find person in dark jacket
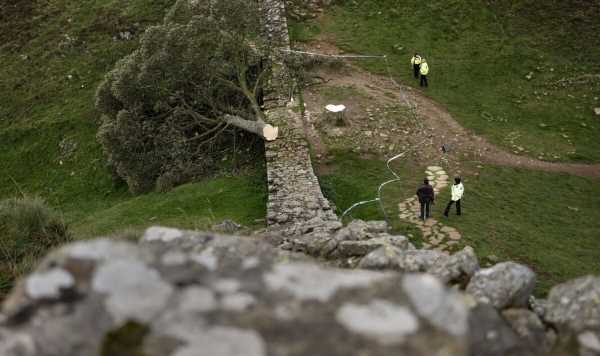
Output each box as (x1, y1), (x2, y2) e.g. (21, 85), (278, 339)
(416, 178), (435, 220)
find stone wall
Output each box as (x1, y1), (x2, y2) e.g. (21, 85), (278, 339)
(264, 107), (339, 230)
(260, 0), (340, 233)
(260, 0), (291, 52)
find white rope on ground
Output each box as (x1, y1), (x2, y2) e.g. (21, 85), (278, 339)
(341, 139), (429, 223)
(279, 48), (386, 59)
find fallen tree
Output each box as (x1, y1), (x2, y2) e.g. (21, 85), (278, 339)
(225, 115), (279, 141)
(95, 0), (277, 193)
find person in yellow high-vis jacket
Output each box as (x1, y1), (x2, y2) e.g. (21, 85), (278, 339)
(410, 53), (422, 79)
(419, 58), (429, 88)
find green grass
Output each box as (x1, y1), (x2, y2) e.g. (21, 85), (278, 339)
(72, 173), (267, 239)
(0, 0), (173, 222)
(0, 1), (267, 241)
(320, 153), (600, 295)
(0, 0), (268, 293)
(0, 0), (266, 232)
(319, 84), (369, 103)
(288, 19), (321, 43)
(318, 152), (426, 245)
(294, 0), (600, 162)
(435, 164), (600, 295)
(0, 0), (276, 295)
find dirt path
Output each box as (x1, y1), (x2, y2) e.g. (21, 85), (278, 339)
(299, 42), (600, 179)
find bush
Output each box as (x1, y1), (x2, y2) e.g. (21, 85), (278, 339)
(0, 196), (71, 297)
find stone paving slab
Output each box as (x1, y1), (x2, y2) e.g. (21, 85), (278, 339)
(397, 166), (462, 253)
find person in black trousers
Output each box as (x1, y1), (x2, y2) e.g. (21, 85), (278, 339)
(416, 178), (435, 220)
(444, 177), (464, 217)
(410, 53), (422, 79)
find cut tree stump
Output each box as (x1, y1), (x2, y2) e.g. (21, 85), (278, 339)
(325, 104), (346, 126)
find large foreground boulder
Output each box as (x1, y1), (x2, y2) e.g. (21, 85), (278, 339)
(0, 227), (475, 356)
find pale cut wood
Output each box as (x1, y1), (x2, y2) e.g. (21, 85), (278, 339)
(224, 114), (279, 141)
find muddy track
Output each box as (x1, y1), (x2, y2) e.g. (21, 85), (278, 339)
(299, 42), (600, 179)
(402, 81), (600, 178)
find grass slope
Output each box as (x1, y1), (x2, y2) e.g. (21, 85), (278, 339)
(0, 1), (266, 235)
(296, 0), (600, 162)
(321, 153), (600, 295)
(436, 164), (600, 294)
(73, 173), (267, 238)
(319, 152), (426, 246)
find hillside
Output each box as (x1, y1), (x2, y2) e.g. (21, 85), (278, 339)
(290, 0), (600, 162)
(0, 0), (266, 237)
(287, 0), (600, 294)
(0, 0), (266, 295)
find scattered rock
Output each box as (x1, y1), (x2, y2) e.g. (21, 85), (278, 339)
(359, 248), (449, 272)
(212, 219), (242, 233)
(428, 246), (479, 284)
(468, 304), (534, 356)
(357, 245), (403, 269)
(502, 308), (554, 353)
(544, 276), (600, 332)
(338, 234), (410, 257)
(466, 262), (536, 309)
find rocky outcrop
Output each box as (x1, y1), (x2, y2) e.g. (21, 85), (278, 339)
(0, 227), (591, 356)
(0, 228), (475, 356)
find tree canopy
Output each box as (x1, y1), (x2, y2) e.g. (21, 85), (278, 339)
(95, 0), (272, 194)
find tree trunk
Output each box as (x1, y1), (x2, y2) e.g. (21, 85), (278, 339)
(224, 114), (279, 141)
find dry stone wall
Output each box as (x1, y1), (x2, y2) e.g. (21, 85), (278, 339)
(260, 0), (340, 232)
(264, 108), (338, 229)
(260, 0), (291, 53)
